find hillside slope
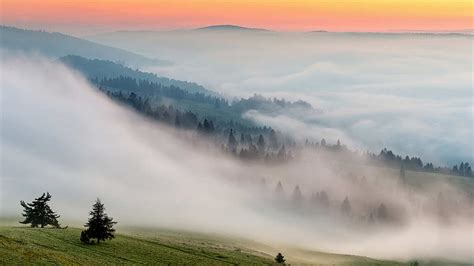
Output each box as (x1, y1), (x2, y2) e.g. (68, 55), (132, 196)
(0, 227), (272, 265)
(0, 26), (165, 67)
(0, 226), (407, 265)
(59, 55), (214, 96)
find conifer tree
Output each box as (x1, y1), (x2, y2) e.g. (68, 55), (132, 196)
(82, 198), (117, 244)
(275, 181), (284, 195)
(19, 192), (61, 228)
(292, 185), (303, 204)
(319, 190), (329, 207)
(275, 252), (286, 264)
(341, 196), (351, 215)
(269, 129), (278, 149)
(275, 181), (286, 201)
(257, 134), (265, 153)
(174, 115), (181, 127)
(320, 138), (327, 147)
(227, 129), (237, 151)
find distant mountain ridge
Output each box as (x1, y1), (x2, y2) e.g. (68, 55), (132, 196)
(0, 26), (167, 67)
(195, 25), (269, 32)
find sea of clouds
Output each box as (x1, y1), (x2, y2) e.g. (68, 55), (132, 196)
(87, 31), (473, 165)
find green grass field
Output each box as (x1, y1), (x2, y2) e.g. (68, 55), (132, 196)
(0, 226), (273, 265)
(0, 226), (408, 265)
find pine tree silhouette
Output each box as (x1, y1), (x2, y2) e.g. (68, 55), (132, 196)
(274, 252), (286, 264)
(227, 129), (237, 151)
(341, 196), (352, 215)
(19, 192), (60, 228)
(82, 198), (117, 244)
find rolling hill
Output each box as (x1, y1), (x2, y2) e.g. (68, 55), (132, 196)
(0, 226), (406, 265)
(0, 26), (166, 67)
(59, 55), (214, 96)
(195, 25), (270, 32)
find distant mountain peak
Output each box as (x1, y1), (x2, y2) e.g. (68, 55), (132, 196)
(195, 25), (269, 32)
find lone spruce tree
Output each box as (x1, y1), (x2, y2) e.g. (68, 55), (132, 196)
(20, 192), (60, 228)
(274, 252), (286, 264)
(82, 198), (117, 244)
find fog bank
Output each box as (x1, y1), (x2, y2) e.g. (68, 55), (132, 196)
(88, 31), (473, 165)
(1, 55), (473, 263)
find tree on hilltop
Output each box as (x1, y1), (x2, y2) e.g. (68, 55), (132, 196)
(81, 198), (117, 244)
(20, 192), (61, 228)
(274, 252), (286, 264)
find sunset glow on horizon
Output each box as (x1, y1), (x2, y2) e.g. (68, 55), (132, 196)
(1, 0), (472, 34)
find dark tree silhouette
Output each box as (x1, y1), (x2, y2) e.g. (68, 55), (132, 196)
(341, 196), (351, 216)
(257, 134), (265, 153)
(227, 129), (237, 151)
(274, 252), (286, 264)
(80, 230), (90, 244)
(277, 145), (287, 161)
(319, 190), (329, 208)
(292, 185), (303, 204)
(275, 181), (284, 195)
(269, 129), (278, 149)
(320, 138), (326, 147)
(82, 198), (117, 244)
(19, 192), (60, 228)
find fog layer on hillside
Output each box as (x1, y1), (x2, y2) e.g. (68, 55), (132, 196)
(1, 56), (473, 262)
(88, 31), (473, 165)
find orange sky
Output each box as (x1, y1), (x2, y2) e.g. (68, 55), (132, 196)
(1, 0), (472, 34)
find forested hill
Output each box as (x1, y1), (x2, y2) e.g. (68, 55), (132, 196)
(60, 55), (315, 128)
(0, 26), (164, 67)
(58, 55), (471, 178)
(60, 55), (213, 96)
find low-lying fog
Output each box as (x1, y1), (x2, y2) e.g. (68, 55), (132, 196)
(1, 56), (473, 263)
(88, 31), (473, 165)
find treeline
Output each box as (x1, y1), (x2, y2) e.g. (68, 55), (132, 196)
(260, 165), (472, 228)
(369, 148), (472, 177)
(63, 54), (471, 177)
(452, 162), (473, 177)
(265, 176), (399, 226)
(101, 89), (301, 164)
(102, 88), (472, 178)
(304, 140), (473, 178)
(94, 76), (229, 108)
(102, 89), (273, 136)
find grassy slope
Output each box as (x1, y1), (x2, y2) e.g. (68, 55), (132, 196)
(0, 227), (273, 265)
(0, 226), (404, 265)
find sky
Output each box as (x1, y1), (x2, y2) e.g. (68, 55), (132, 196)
(1, 0), (472, 35)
